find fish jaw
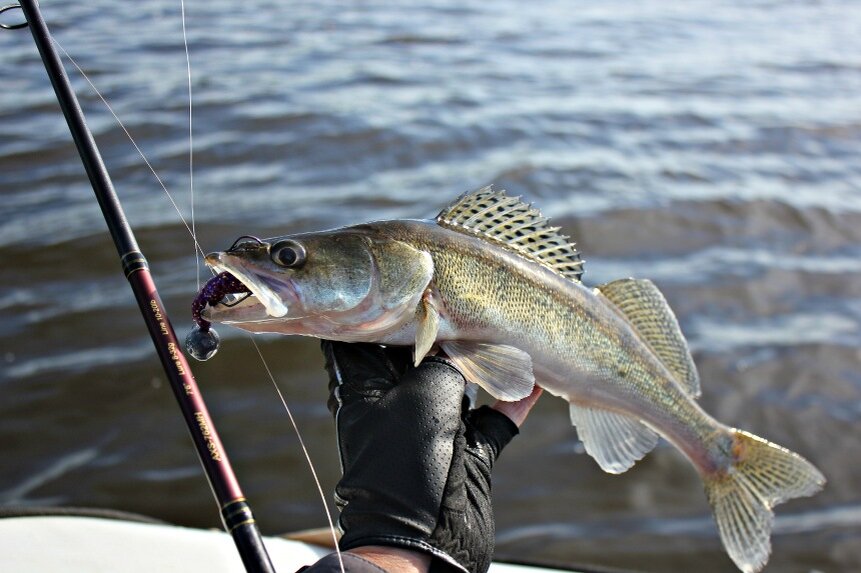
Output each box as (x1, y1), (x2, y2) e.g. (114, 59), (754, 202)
(205, 251), (291, 318)
(203, 251), (293, 324)
(198, 228), (435, 341)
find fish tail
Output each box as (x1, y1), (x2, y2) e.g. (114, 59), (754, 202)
(703, 429), (825, 573)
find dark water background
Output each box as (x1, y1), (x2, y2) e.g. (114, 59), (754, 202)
(1, 1), (860, 571)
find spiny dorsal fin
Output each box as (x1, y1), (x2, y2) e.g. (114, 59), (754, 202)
(597, 278), (701, 398)
(437, 186), (584, 282)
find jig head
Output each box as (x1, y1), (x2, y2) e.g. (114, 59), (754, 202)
(185, 270), (250, 361)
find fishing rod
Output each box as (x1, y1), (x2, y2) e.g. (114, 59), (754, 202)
(6, 1), (276, 571)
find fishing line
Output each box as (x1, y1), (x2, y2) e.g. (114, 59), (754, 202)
(54, 9), (346, 570)
(180, 0), (200, 291)
(51, 38), (208, 263)
(173, 7), (343, 566)
(251, 339), (345, 571)
(175, 4), (344, 568)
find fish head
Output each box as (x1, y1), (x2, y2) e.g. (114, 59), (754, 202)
(202, 227), (433, 340)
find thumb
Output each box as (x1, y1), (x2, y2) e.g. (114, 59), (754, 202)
(490, 385), (543, 427)
(464, 386), (543, 463)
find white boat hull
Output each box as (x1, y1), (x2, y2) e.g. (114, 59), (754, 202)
(0, 515), (574, 573)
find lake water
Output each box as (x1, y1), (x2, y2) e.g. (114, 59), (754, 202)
(1, 1), (859, 571)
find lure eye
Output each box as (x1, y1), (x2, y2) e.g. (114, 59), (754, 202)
(271, 240), (306, 268)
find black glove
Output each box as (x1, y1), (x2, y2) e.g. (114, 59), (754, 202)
(321, 341), (520, 573)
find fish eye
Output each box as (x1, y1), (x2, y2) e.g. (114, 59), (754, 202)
(270, 240), (306, 268)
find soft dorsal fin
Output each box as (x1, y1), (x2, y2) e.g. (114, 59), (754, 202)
(437, 186), (584, 282)
(597, 278), (701, 397)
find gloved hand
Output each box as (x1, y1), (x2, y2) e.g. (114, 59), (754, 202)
(321, 341), (532, 573)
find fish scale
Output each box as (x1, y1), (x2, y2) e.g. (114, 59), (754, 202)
(200, 188), (825, 573)
(408, 219), (691, 424)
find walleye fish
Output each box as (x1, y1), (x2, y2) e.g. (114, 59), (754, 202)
(200, 187), (824, 573)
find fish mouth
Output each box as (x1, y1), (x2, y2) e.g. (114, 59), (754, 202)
(204, 254), (290, 321)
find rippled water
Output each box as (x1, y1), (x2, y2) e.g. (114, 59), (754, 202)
(1, 1), (860, 571)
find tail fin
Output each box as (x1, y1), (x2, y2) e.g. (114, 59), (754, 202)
(704, 429), (825, 573)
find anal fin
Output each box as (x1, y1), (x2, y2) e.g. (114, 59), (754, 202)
(439, 341), (535, 401)
(569, 403), (659, 474)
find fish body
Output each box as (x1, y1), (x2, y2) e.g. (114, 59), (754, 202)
(318, 218), (716, 467)
(202, 188), (824, 573)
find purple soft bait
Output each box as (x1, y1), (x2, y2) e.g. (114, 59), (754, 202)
(185, 271), (250, 361)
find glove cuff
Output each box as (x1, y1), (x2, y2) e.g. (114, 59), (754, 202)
(339, 535), (468, 573)
(466, 406), (520, 459)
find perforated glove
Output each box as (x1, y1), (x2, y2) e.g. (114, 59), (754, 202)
(322, 341), (520, 573)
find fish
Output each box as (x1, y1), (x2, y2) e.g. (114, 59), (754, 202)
(199, 186), (825, 573)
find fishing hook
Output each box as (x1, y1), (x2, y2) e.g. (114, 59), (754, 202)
(0, 3), (27, 30)
(227, 234), (268, 252)
(220, 237), (260, 306)
(220, 292), (252, 307)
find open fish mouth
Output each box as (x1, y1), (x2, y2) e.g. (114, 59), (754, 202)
(193, 252), (292, 329)
(209, 262), (289, 319)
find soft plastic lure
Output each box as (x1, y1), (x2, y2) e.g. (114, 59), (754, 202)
(185, 271), (250, 360)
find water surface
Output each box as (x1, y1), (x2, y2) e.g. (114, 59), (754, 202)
(1, 1), (860, 571)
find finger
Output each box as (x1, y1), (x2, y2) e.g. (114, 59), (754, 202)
(490, 385), (543, 428)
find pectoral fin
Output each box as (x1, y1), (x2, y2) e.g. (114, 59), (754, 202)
(569, 403), (659, 474)
(414, 289), (440, 366)
(439, 341), (535, 401)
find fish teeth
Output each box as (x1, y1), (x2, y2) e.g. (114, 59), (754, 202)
(211, 262), (289, 318)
